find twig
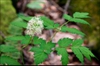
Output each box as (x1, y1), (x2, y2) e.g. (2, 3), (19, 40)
(48, 20), (70, 42)
(48, 30), (58, 42)
(62, 0), (71, 23)
(48, 0), (64, 12)
(64, 0), (71, 14)
(47, 0), (71, 42)
(47, 0), (64, 42)
(60, 21), (69, 28)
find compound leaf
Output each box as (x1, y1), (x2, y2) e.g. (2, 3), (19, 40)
(63, 13), (90, 25)
(31, 38), (55, 65)
(30, 47), (47, 65)
(71, 47), (84, 64)
(56, 48), (69, 65)
(79, 47), (91, 61)
(80, 47), (95, 58)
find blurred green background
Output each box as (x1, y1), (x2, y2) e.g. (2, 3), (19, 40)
(0, 0), (17, 42)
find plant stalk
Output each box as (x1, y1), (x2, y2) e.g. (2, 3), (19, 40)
(48, 21), (69, 42)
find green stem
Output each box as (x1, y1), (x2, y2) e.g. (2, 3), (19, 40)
(48, 21), (69, 42)
(60, 21), (69, 28)
(21, 36), (33, 65)
(48, 31), (58, 42)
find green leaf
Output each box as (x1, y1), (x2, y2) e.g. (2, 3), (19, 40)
(71, 18), (90, 25)
(18, 13), (32, 21)
(11, 18), (27, 28)
(40, 41), (55, 54)
(27, 1), (43, 10)
(8, 24), (23, 35)
(58, 38), (72, 47)
(73, 12), (90, 18)
(63, 13), (90, 25)
(56, 48), (69, 65)
(40, 16), (54, 29)
(80, 47), (95, 58)
(53, 23), (60, 29)
(31, 37), (55, 65)
(5, 36), (24, 41)
(33, 36), (46, 45)
(33, 40), (55, 54)
(72, 39), (83, 46)
(10, 52), (21, 59)
(79, 47), (91, 61)
(61, 26), (85, 37)
(21, 35), (31, 44)
(61, 26), (68, 32)
(0, 45), (18, 52)
(33, 36), (39, 44)
(39, 38), (46, 47)
(34, 52), (48, 65)
(30, 47), (43, 53)
(40, 16), (60, 29)
(0, 56), (20, 65)
(45, 26), (54, 29)
(44, 41), (55, 50)
(71, 47), (84, 64)
(63, 14), (73, 21)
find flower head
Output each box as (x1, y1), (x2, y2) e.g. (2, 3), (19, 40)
(25, 17), (44, 36)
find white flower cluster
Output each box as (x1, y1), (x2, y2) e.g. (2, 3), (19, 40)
(25, 17), (44, 36)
